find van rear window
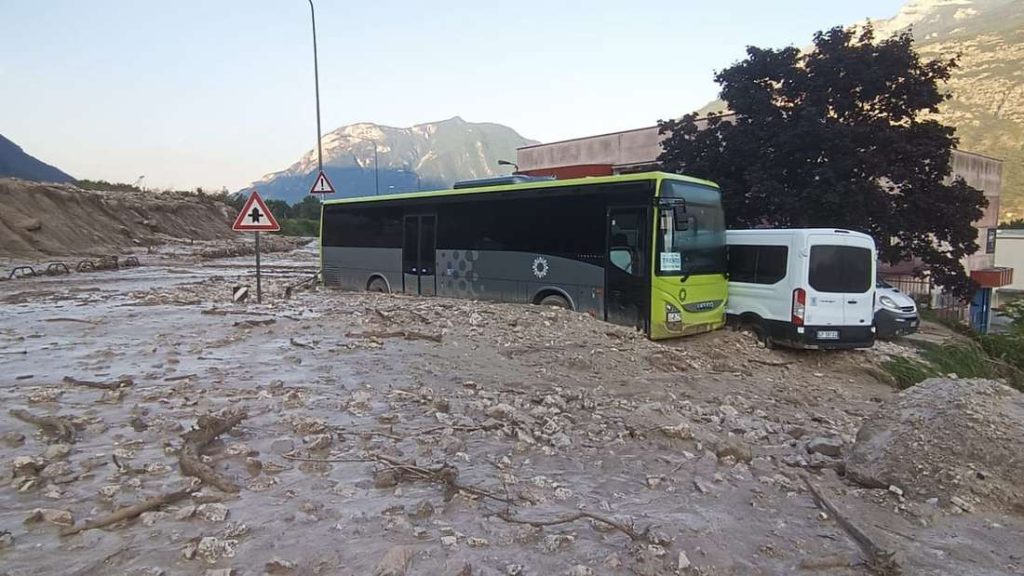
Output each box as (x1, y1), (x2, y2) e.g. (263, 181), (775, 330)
(809, 245), (871, 293)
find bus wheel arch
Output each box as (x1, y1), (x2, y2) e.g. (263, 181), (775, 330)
(367, 275), (391, 293)
(533, 288), (575, 311)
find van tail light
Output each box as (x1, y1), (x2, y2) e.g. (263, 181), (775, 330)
(792, 288), (806, 326)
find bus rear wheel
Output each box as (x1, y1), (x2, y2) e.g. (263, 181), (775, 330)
(538, 294), (570, 309)
(368, 278), (389, 293)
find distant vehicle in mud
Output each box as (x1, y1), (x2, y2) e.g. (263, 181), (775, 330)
(725, 229), (877, 349)
(320, 171), (728, 339)
(874, 279), (919, 339)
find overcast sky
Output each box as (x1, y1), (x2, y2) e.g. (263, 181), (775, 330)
(0, 0), (904, 190)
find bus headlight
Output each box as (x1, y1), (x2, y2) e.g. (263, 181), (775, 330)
(666, 303), (682, 324)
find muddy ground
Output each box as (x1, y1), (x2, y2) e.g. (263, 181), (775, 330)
(1, 244), (1022, 576)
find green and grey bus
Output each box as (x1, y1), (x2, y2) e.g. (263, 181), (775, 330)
(319, 171), (727, 339)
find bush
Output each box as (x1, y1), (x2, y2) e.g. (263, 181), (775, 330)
(883, 339), (1023, 391)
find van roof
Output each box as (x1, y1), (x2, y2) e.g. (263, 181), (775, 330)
(726, 228), (873, 240)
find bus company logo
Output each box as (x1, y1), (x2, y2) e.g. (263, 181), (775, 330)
(532, 257), (549, 279)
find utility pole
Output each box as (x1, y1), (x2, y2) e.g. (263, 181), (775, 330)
(308, 0), (324, 202)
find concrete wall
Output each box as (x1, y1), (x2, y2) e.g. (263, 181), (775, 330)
(953, 150), (1002, 272)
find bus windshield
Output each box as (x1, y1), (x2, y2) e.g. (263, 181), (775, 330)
(657, 180), (727, 276)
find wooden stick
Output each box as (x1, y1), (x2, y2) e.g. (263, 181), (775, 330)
(179, 411), (247, 492)
(345, 330), (443, 343)
(803, 477), (901, 576)
(9, 408), (75, 443)
(63, 376), (133, 391)
(61, 489), (192, 536)
(495, 510), (641, 541)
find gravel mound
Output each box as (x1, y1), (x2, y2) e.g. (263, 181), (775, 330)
(846, 378), (1024, 513)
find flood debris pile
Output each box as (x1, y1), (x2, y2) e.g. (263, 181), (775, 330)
(846, 378), (1024, 513)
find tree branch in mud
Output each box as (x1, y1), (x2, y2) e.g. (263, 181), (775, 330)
(495, 510), (642, 542)
(803, 477), (902, 576)
(63, 376), (134, 391)
(179, 411), (247, 493)
(345, 330), (443, 343)
(9, 409), (75, 443)
(60, 488), (193, 536)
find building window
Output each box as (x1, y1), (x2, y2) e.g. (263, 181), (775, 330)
(987, 229), (997, 254)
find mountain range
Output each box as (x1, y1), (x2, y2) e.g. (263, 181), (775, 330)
(0, 134), (74, 184)
(246, 117), (536, 204)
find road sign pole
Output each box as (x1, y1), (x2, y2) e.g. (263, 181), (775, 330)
(255, 231), (262, 304)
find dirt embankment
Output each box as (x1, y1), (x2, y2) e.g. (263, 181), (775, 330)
(0, 178), (237, 259)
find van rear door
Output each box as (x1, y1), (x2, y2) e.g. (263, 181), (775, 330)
(806, 235), (874, 329)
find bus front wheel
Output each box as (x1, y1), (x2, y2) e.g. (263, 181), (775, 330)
(368, 278), (389, 293)
(538, 294), (570, 309)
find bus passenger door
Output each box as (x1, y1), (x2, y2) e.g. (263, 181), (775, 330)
(606, 206), (649, 331)
(402, 214), (436, 296)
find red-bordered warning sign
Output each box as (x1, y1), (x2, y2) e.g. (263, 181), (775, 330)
(309, 170), (335, 194)
(232, 190), (280, 232)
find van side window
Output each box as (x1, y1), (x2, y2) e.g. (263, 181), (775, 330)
(728, 244), (788, 284)
(756, 246), (788, 284)
(727, 245), (757, 283)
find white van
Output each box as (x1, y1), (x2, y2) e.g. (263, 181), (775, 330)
(726, 229), (876, 349)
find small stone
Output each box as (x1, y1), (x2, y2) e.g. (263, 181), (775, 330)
(888, 485), (904, 497)
(950, 496), (974, 513)
(41, 461), (71, 478)
(409, 500), (434, 520)
(486, 403), (516, 420)
(692, 477), (712, 494)
(140, 511), (168, 526)
(25, 508), (73, 526)
(718, 405), (739, 418)
(505, 564), (524, 576)
(98, 485), (121, 498)
(926, 497), (939, 507)
(541, 533), (575, 552)
(441, 535), (459, 549)
(659, 423), (692, 439)
(197, 503), (229, 522)
(0, 531), (15, 549)
(174, 505), (197, 520)
(565, 565), (594, 576)
(265, 558), (297, 573)
(467, 537), (489, 548)
(549, 432), (572, 448)
(196, 536), (237, 563)
(603, 553), (622, 568)
(646, 475), (665, 489)
(304, 433), (332, 451)
(715, 436), (753, 463)
(806, 437), (843, 458)
(2, 431), (26, 447)
(205, 570), (234, 576)
(43, 444), (72, 460)
(677, 551), (692, 570)
(785, 426), (807, 439)
(12, 456), (45, 476)
(270, 438), (295, 454)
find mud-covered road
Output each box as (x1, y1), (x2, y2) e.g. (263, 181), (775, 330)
(1, 244), (1021, 576)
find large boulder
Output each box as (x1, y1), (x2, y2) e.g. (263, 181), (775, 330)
(846, 378), (1024, 513)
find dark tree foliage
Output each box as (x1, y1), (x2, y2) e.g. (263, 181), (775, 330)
(659, 26), (987, 298)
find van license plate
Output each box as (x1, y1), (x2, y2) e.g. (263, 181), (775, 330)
(817, 330), (839, 340)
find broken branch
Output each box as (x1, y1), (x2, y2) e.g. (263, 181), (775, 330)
(9, 408), (75, 443)
(345, 330), (443, 343)
(803, 477), (901, 576)
(63, 376), (134, 391)
(495, 510), (641, 541)
(179, 411), (247, 492)
(61, 488), (192, 536)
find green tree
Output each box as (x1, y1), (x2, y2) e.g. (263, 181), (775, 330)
(292, 195), (323, 220)
(659, 26), (987, 298)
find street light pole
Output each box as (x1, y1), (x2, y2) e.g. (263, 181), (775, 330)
(308, 0), (323, 181)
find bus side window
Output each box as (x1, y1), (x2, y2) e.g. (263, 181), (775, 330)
(610, 232), (634, 274)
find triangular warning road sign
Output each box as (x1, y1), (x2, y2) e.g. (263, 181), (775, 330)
(232, 190), (280, 232)
(309, 170), (335, 194)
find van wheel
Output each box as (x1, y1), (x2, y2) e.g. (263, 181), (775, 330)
(539, 294), (570, 309)
(368, 278), (389, 293)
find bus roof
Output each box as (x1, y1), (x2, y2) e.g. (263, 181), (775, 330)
(321, 171), (718, 206)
